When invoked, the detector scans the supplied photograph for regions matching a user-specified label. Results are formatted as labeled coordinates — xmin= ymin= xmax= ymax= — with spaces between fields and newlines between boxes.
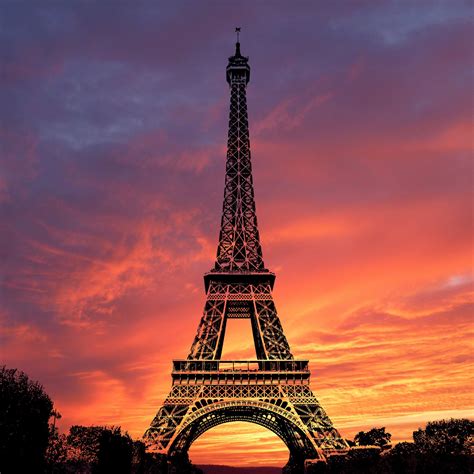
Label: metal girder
xmin=188 ymin=282 xmax=292 ymax=360
xmin=214 ymin=51 xmax=264 ymax=273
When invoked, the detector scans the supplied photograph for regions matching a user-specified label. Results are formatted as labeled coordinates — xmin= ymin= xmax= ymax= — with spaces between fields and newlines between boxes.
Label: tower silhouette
xmin=145 ymin=37 xmax=347 ymax=472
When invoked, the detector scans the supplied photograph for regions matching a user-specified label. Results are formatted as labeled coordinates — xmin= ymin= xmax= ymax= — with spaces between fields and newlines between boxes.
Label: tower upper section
xmin=226 ymin=42 xmax=250 ymax=85
xmin=209 ymin=40 xmax=270 ymax=280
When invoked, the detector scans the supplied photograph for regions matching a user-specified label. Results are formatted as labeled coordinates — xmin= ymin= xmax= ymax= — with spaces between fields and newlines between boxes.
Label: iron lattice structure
xmin=144 ymin=41 xmax=348 ymax=471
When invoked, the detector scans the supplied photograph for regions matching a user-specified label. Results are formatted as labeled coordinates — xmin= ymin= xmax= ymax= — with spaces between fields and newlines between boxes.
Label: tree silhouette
xmin=384 ymin=441 xmax=417 ymax=474
xmin=412 ymin=418 xmax=473 ymax=473
xmin=354 ymin=427 xmax=391 ymax=448
xmin=0 ymin=366 xmax=54 ymax=473
xmin=45 ymin=424 xmax=68 ymax=473
xmin=413 ymin=418 xmax=473 ymax=455
xmin=131 ymin=440 xmax=169 ymax=474
xmin=2 ymin=365 xmax=472 ymax=474
xmin=67 ymin=425 xmax=134 ymax=473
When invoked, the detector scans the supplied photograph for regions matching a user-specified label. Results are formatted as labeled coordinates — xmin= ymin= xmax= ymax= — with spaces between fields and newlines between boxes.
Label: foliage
xmin=131 ymin=440 xmax=168 ymax=474
xmin=45 ymin=425 xmax=68 ymax=472
xmin=2 ymin=367 xmax=473 ymax=474
xmin=354 ymin=426 xmax=391 ymax=447
xmin=326 ymin=447 xmax=382 ymax=474
xmin=411 ymin=418 xmax=474 ymax=474
xmin=326 ymin=420 xmax=473 ymax=474
xmin=0 ymin=366 xmax=54 ymax=473
xmin=383 ymin=441 xmax=417 ymax=474
xmin=67 ymin=425 xmax=134 ymax=473
xmin=168 ymin=452 xmax=204 ymax=474
xmin=413 ymin=418 xmax=473 ymax=455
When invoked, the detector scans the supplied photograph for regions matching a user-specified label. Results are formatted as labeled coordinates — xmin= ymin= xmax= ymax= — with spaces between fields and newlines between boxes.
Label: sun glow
xmin=188 ymin=422 xmax=289 ymax=467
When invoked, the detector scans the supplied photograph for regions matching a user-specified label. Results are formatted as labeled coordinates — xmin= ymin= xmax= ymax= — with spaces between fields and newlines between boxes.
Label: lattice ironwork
xmin=144 ymin=39 xmax=348 ymax=471
xmin=214 ymin=41 xmax=264 ymax=273
xmin=188 ymin=282 xmax=292 ymax=360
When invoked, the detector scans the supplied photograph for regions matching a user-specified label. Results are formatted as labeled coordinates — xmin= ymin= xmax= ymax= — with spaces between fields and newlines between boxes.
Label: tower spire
xmin=235 ymin=27 xmax=241 ymax=56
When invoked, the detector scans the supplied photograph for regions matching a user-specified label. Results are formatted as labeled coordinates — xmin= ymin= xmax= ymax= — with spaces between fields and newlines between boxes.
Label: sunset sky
xmin=1 ymin=1 xmax=473 ymax=467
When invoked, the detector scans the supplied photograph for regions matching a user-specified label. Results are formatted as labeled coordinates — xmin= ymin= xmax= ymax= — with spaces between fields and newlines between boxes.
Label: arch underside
xmin=169 ymin=404 xmax=319 ymax=462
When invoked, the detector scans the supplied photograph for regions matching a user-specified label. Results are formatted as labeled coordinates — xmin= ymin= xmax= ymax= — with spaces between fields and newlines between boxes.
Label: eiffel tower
xmin=144 ymin=35 xmax=348 ymax=473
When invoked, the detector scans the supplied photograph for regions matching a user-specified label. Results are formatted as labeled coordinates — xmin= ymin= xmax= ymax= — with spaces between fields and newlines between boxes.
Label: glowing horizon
xmin=1 ymin=2 xmax=473 ymax=467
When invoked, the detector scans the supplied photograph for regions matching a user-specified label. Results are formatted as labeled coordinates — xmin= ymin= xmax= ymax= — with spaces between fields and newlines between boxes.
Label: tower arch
xmin=169 ymin=401 xmax=319 ymax=460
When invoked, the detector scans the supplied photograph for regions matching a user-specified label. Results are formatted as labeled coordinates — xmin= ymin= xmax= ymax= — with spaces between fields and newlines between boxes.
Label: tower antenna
xmin=235 ymin=26 xmax=241 ymax=42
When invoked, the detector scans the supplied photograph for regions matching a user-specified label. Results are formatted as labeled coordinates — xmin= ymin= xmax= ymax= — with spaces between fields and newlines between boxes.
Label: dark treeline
xmin=307 ymin=419 xmax=473 ymax=473
xmin=0 ymin=367 xmax=201 ymax=474
xmin=1 ymin=367 xmax=473 ymax=474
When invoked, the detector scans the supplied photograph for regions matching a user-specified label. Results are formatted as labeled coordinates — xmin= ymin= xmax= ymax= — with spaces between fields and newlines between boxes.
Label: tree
xmin=326 ymin=447 xmax=383 ymax=474
xmin=45 ymin=424 xmax=68 ymax=473
xmin=384 ymin=442 xmax=417 ymax=474
xmin=67 ymin=425 xmax=134 ymax=473
xmin=131 ymin=440 xmax=169 ymax=474
xmin=413 ymin=418 xmax=473 ymax=456
xmin=412 ymin=418 xmax=474 ymax=474
xmin=0 ymin=366 xmax=54 ymax=473
xmin=354 ymin=427 xmax=392 ymax=448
